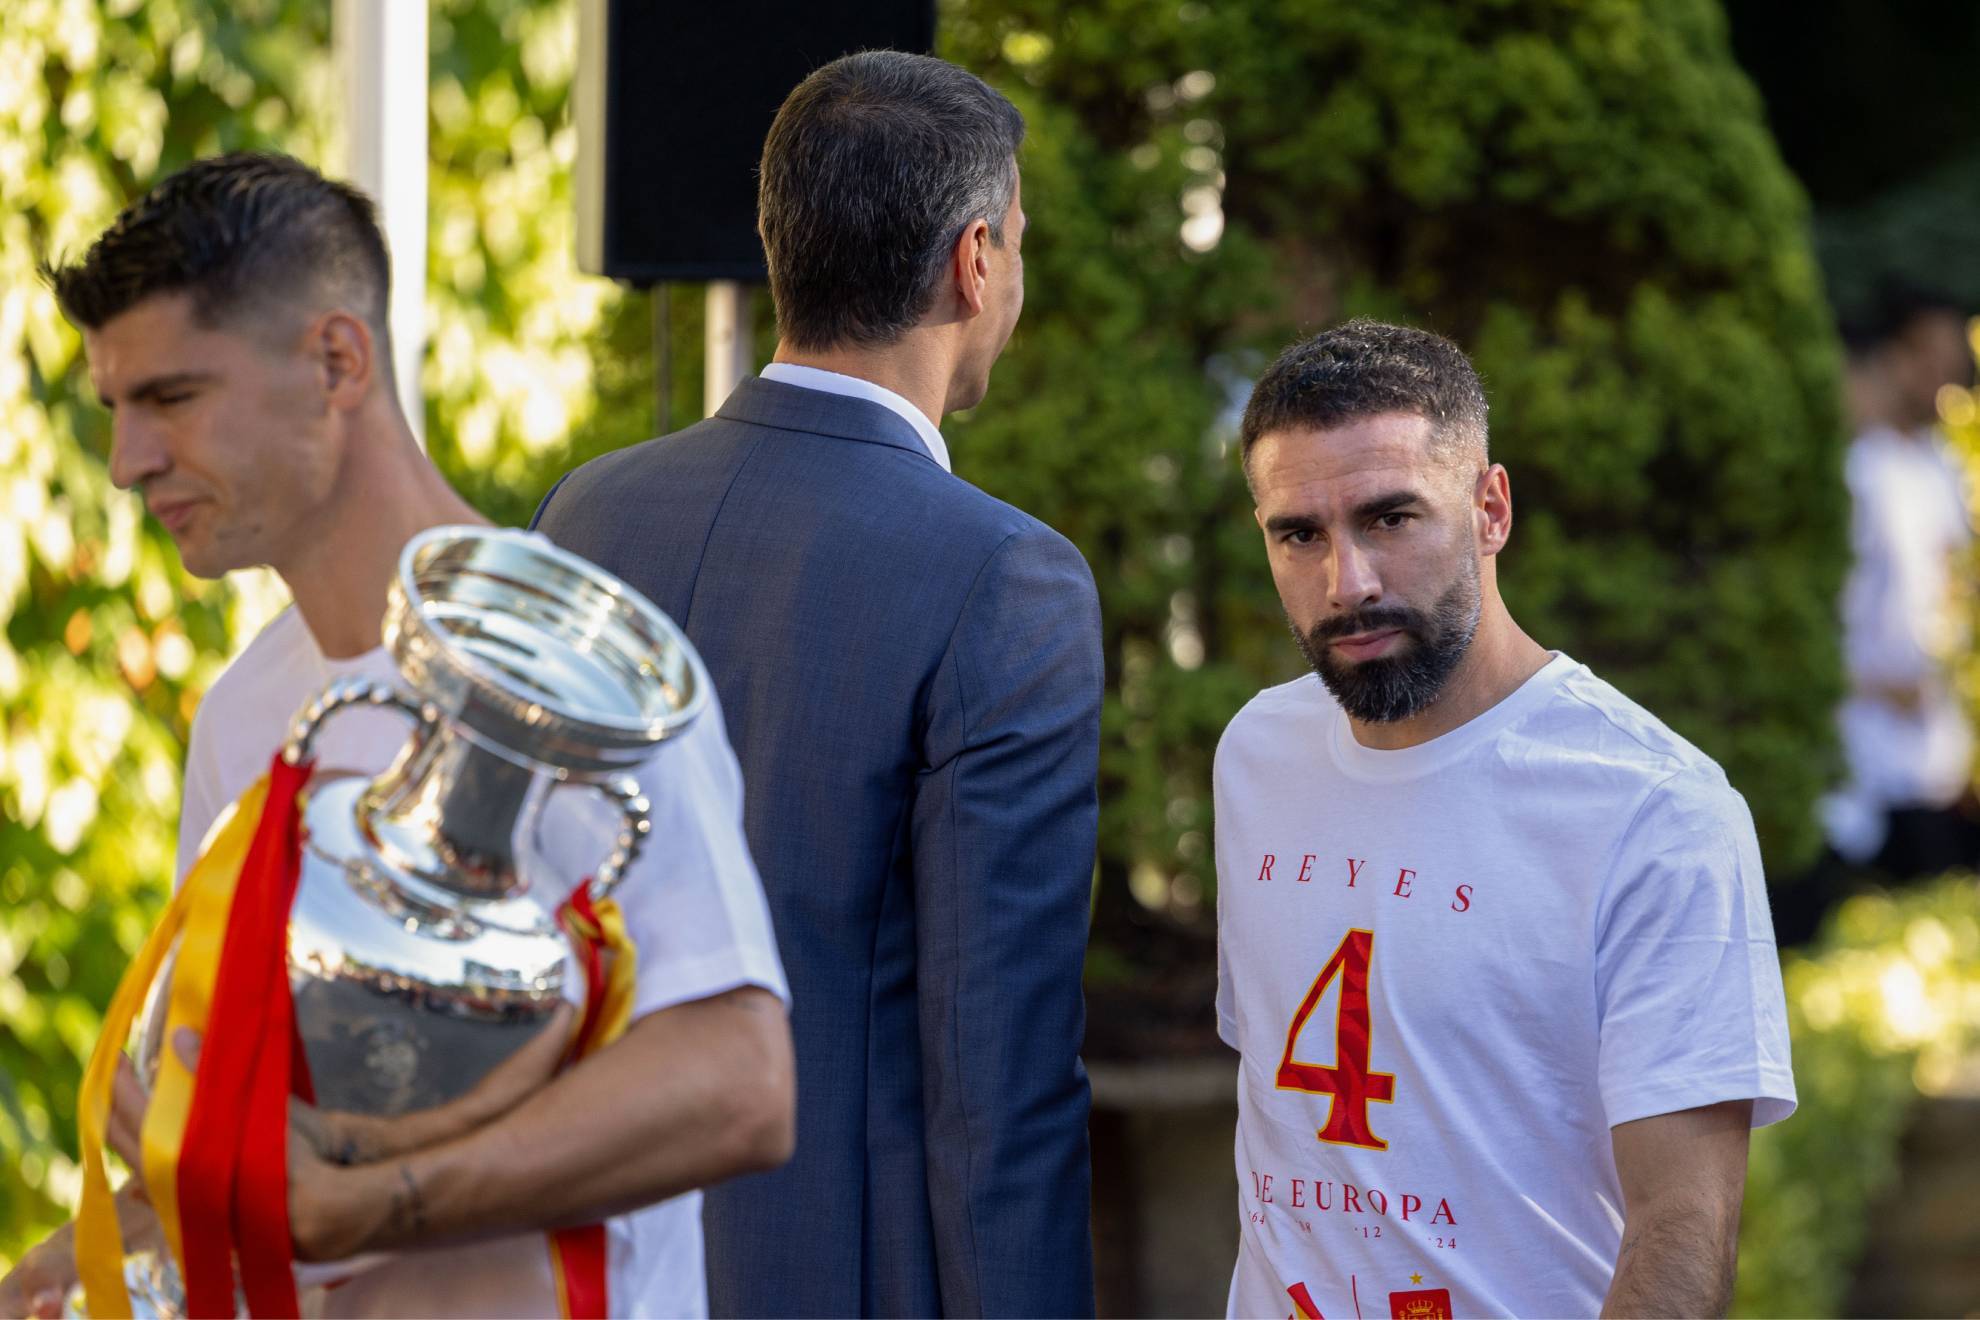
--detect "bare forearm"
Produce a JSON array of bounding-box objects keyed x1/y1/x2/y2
[
  {"x1": 1603, "y1": 1101, "x2": 1751, "y2": 1318},
  {"x1": 1601, "y1": 1202, "x2": 1738, "y2": 1318},
  {"x1": 305, "y1": 987, "x2": 792, "y2": 1257}
]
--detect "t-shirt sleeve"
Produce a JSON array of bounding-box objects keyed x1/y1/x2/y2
[
  {"x1": 1593, "y1": 766, "x2": 1796, "y2": 1129},
  {"x1": 536, "y1": 690, "x2": 788, "y2": 1019},
  {"x1": 1212, "y1": 728, "x2": 1239, "y2": 1050},
  {"x1": 175, "y1": 702, "x2": 227, "y2": 887}
]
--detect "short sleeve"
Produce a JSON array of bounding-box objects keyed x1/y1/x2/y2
[
  {"x1": 531, "y1": 688, "x2": 788, "y2": 1018},
  {"x1": 175, "y1": 704, "x2": 227, "y2": 887},
  {"x1": 1212, "y1": 725, "x2": 1239, "y2": 1050},
  {"x1": 1593, "y1": 767, "x2": 1796, "y2": 1129}
]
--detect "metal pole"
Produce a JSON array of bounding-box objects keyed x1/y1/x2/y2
[
  {"x1": 704, "y1": 280, "x2": 752, "y2": 417},
  {"x1": 653, "y1": 284, "x2": 672, "y2": 435},
  {"x1": 335, "y1": 0, "x2": 429, "y2": 445}
]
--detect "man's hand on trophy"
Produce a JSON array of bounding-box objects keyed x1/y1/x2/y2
[
  {"x1": 102, "y1": 1048, "x2": 156, "y2": 1195},
  {"x1": 104, "y1": 1007, "x2": 578, "y2": 1262},
  {"x1": 0, "y1": 1186, "x2": 164, "y2": 1318},
  {"x1": 97, "y1": 1026, "x2": 356, "y2": 1264},
  {"x1": 0, "y1": 1227, "x2": 74, "y2": 1319},
  {"x1": 290, "y1": 999, "x2": 580, "y2": 1166}
]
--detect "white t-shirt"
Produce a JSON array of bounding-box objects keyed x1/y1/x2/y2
[
  {"x1": 1214, "y1": 655, "x2": 1795, "y2": 1320},
  {"x1": 1823, "y1": 425, "x2": 1974, "y2": 859},
  {"x1": 176, "y1": 604, "x2": 789, "y2": 1318}
]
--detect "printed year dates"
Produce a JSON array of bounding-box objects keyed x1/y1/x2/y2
[{"x1": 1247, "y1": 1207, "x2": 1459, "y2": 1251}]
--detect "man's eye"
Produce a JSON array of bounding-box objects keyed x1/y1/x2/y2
[
  {"x1": 1286, "y1": 529, "x2": 1316, "y2": 545},
  {"x1": 156, "y1": 392, "x2": 193, "y2": 406},
  {"x1": 1376, "y1": 512, "x2": 1411, "y2": 530}
]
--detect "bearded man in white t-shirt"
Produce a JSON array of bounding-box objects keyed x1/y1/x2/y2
[
  {"x1": 1215, "y1": 320, "x2": 1795, "y2": 1320},
  {"x1": 0, "y1": 152, "x2": 793, "y2": 1319}
]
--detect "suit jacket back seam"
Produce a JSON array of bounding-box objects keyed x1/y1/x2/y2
[{"x1": 681, "y1": 429, "x2": 775, "y2": 634}]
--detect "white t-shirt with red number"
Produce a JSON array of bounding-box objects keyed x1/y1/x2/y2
[
  {"x1": 1214, "y1": 654, "x2": 1795, "y2": 1320},
  {"x1": 176, "y1": 603, "x2": 788, "y2": 1318}
]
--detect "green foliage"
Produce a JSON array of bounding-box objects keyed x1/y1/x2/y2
[
  {"x1": 945, "y1": 0, "x2": 1847, "y2": 935},
  {"x1": 426, "y1": 0, "x2": 628, "y2": 526},
  {"x1": 1732, "y1": 876, "x2": 1980, "y2": 1317},
  {"x1": 422, "y1": 0, "x2": 755, "y2": 529}
]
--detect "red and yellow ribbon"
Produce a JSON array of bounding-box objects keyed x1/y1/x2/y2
[
  {"x1": 76, "y1": 755, "x2": 311, "y2": 1319},
  {"x1": 549, "y1": 883, "x2": 639, "y2": 1320}
]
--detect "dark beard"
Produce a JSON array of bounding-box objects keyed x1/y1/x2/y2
[{"x1": 1291, "y1": 559, "x2": 1482, "y2": 724}]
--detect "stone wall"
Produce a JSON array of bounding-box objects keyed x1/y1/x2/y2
[{"x1": 1090, "y1": 1056, "x2": 1241, "y2": 1318}]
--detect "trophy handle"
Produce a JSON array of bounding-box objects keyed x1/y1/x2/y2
[
  {"x1": 281, "y1": 677, "x2": 441, "y2": 766},
  {"x1": 586, "y1": 775, "x2": 653, "y2": 901}
]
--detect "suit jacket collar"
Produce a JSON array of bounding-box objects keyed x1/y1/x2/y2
[{"x1": 717, "y1": 375, "x2": 940, "y2": 465}]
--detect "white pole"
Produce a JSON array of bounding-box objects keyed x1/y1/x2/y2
[
  {"x1": 704, "y1": 280, "x2": 752, "y2": 417},
  {"x1": 334, "y1": 0, "x2": 429, "y2": 445}
]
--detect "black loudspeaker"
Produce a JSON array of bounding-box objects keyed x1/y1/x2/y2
[{"x1": 576, "y1": 0, "x2": 937, "y2": 285}]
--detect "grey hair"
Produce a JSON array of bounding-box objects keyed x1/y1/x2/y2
[{"x1": 758, "y1": 50, "x2": 1025, "y2": 350}]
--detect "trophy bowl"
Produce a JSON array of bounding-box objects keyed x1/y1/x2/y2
[{"x1": 277, "y1": 525, "x2": 708, "y2": 1115}]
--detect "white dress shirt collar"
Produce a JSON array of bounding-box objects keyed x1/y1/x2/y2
[{"x1": 758, "y1": 362, "x2": 952, "y2": 473}]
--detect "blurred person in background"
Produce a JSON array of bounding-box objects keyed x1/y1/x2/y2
[
  {"x1": 1821, "y1": 283, "x2": 1980, "y2": 884},
  {"x1": 0, "y1": 152, "x2": 792, "y2": 1318},
  {"x1": 1216, "y1": 321, "x2": 1794, "y2": 1319}
]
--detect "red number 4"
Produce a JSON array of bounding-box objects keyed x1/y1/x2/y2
[{"x1": 1276, "y1": 928, "x2": 1395, "y2": 1149}]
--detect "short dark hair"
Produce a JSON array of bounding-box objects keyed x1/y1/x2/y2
[
  {"x1": 1240, "y1": 319, "x2": 1489, "y2": 468},
  {"x1": 44, "y1": 152, "x2": 392, "y2": 355},
  {"x1": 758, "y1": 50, "x2": 1025, "y2": 351},
  {"x1": 1838, "y1": 279, "x2": 1971, "y2": 356}
]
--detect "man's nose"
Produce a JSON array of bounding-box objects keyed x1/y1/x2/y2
[
  {"x1": 108, "y1": 413, "x2": 169, "y2": 491},
  {"x1": 1329, "y1": 538, "x2": 1382, "y2": 612}
]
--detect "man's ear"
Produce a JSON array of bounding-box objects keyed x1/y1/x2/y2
[
  {"x1": 950, "y1": 217, "x2": 993, "y2": 319},
  {"x1": 1476, "y1": 463, "x2": 1513, "y2": 555},
  {"x1": 313, "y1": 310, "x2": 379, "y2": 408}
]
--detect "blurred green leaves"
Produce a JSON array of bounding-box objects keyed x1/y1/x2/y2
[{"x1": 1733, "y1": 877, "x2": 1980, "y2": 1317}]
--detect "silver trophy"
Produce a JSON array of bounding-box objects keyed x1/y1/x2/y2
[{"x1": 85, "y1": 525, "x2": 708, "y2": 1317}]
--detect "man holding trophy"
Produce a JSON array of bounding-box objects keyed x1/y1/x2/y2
[{"x1": 2, "y1": 153, "x2": 794, "y2": 1317}]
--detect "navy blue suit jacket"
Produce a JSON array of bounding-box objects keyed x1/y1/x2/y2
[{"x1": 532, "y1": 376, "x2": 1100, "y2": 1317}]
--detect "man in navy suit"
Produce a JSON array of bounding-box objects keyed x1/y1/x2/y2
[{"x1": 532, "y1": 50, "x2": 1101, "y2": 1318}]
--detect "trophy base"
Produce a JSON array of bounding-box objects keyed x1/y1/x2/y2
[{"x1": 63, "y1": 1250, "x2": 202, "y2": 1320}]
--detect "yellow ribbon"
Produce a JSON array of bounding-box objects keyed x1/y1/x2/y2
[
  {"x1": 558, "y1": 892, "x2": 637, "y2": 1060},
  {"x1": 581, "y1": 896, "x2": 637, "y2": 1054},
  {"x1": 75, "y1": 777, "x2": 268, "y2": 1319}
]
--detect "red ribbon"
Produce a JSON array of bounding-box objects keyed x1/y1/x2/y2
[
  {"x1": 175, "y1": 753, "x2": 311, "y2": 1318},
  {"x1": 549, "y1": 884, "x2": 619, "y2": 1319}
]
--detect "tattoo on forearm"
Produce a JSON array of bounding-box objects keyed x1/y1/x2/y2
[{"x1": 387, "y1": 1165, "x2": 428, "y2": 1242}]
